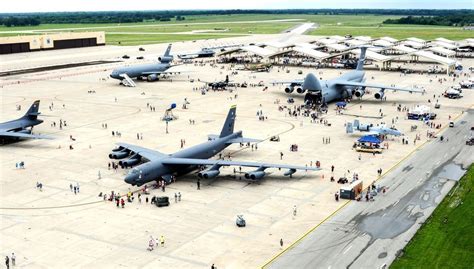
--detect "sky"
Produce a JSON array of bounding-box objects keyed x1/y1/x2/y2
[{"x1": 2, "y1": 0, "x2": 473, "y2": 13}]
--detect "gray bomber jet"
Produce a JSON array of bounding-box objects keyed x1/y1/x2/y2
[
  {"x1": 0, "y1": 100, "x2": 52, "y2": 142},
  {"x1": 346, "y1": 119, "x2": 403, "y2": 137},
  {"x1": 110, "y1": 106, "x2": 319, "y2": 186},
  {"x1": 278, "y1": 47, "x2": 424, "y2": 105},
  {"x1": 110, "y1": 44, "x2": 180, "y2": 86}
]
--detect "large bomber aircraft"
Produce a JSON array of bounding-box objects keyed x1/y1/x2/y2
[
  {"x1": 0, "y1": 100, "x2": 52, "y2": 142},
  {"x1": 279, "y1": 47, "x2": 424, "y2": 105},
  {"x1": 110, "y1": 106, "x2": 319, "y2": 186},
  {"x1": 110, "y1": 44, "x2": 180, "y2": 86},
  {"x1": 346, "y1": 119, "x2": 403, "y2": 137}
]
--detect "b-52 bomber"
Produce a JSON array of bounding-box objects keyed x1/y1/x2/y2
[
  {"x1": 277, "y1": 47, "x2": 424, "y2": 105},
  {"x1": 346, "y1": 119, "x2": 403, "y2": 137},
  {"x1": 110, "y1": 44, "x2": 182, "y2": 87},
  {"x1": 0, "y1": 100, "x2": 52, "y2": 142},
  {"x1": 109, "y1": 106, "x2": 319, "y2": 186},
  {"x1": 203, "y1": 75, "x2": 235, "y2": 90}
]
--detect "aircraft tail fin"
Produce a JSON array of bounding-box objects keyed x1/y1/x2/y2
[
  {"x1": 346, "y1": 122, "x2": 354, "y2": 133},
  {"x1": 356, "y1": 47, "x2": 367, "y2": 71},
  {"x1": 353, "y1": 119, "x2": 360, "y2": 129},
  {"x1": 23, "y1": 100, "x2": 41, "y2": 120},
  {"x1": 164, "y1": 44, "x2": 172, "y2": 57},
  {"x1": 219, "y1": 105, "x2": 236, "y2": 138}
]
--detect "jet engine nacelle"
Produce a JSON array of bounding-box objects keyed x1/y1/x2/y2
[
  {"x1": 354, "y1": 89, "x2": 366, "y2": 98},
  {"x1": 284, "y1": 86, "x2": 294, "y2": 93},
  {"x1": 158, "y1": 56, "x2": 173, "y2": 63},
  {"x1": 147, "y1": 74, "x2": 158, "y2": 81},
  {"x1": 119, "y1": 157, "x2": 140, "y2": 168},
  {"x1": 374, "y1": 90, "x2": 385, "y2": 100},
  {"x1": 109, "y1": 151, "x2": 129, "y2": 159},
  {"x1": 245, "y1": 171, "x2": 266, "y2": 180},
  {"x1": 296, "y1": 87, "x2": 305, "y2": 94},
  {"x1": 197, "y1": 169, "x2": 220, "y2": 179}
]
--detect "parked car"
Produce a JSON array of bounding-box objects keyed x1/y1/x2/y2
[{"x1": 122, "y1": 55, "x2": 130, "y2": 59}]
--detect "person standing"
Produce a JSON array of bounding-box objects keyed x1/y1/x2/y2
[
  {"x1": 5, "y1": 256, "x2": 9, "y2": 269},
  {"x1": 280, "y1": 238, "x2": 283, "y2": 248},
  {"x1": 197, "y1": 179, "x2": 201, "y2": 190},
  {"x1": 160, "y1": 235, "x2": 165, "y2": 247},
  {"x1": 293, "y1": 205, "x2": 297, "y2": 217},
  {"x1": 10, "y1": 253, "x2": 15, "y2": 266}
]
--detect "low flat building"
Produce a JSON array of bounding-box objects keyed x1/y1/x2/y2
[{"x1": 0, "y1": 32, "x2": 105, "y2": 54}]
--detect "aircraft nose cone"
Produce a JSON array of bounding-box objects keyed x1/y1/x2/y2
[
  {"x1": 303, "y1": 73, "x2": 322, "y2": 91},
  {"x1": 124, "y1": 175, "x2": 136, "y2": 185}
]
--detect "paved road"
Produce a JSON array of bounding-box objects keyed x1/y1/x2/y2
[{"x1": 268, "y1": 109, "x2": 474, "y2": 269}]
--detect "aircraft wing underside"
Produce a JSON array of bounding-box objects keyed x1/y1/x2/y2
[
  {"x1": 0, "y1": 131, "x2": 53, "y2": 139},
  {"x1": 161, "y1": 157, "x2": 320, "y2": 171},
  {"x1": 116, "y1": 143, "x2": 167, "y2": 161},
  {"x1": 335, "y1": 81, "x2": 424, "y2": 93}
]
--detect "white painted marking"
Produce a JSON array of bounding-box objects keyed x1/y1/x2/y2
[
  {"x1": 393, "y1": 200, "x2": 399, "y2": 206},
  {"x1": 343, "y1": 245, "x2": 353, "y2": 254}
]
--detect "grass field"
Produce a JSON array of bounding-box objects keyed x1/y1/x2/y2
[
  {"x1": 0, "y1": 14, "x2": 471, "y2": 44},
  {"x1": 106, "y1": 33, "x2": 243, "y2": 46},
  {"x1": 391, "y1": 164, "x2": 474, "y2": 269}
]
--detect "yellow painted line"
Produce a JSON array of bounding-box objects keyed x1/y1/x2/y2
[{"x1": 261, "y1": 110, "x2": 468, "y2": 268}]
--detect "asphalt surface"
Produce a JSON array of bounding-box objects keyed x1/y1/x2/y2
[{"x1": 268, "y1": 109, "x2": 474, "y2": 269}]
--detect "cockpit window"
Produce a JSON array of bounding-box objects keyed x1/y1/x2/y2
[{"x1": 130, "y1": 168, "x2": 139, "y2": 175}]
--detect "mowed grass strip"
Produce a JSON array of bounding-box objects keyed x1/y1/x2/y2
[
  {"x1": 106, "y1": 33, "x2": 244, "y2": 46},
  {"x1": 391, "y1": 164, "x2": 474, "y2": 269}
]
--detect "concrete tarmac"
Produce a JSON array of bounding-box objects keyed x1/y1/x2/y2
[
  {"x1": 268, "y1": 110, "x2": 474, "y2": 269},
  {"x1": 1, "y1": 35, "x2": 473, "y2": 268}
]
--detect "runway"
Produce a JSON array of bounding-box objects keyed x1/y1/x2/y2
[{"x1": 267, "y1": 109, "x2": 474, "y2": 268}]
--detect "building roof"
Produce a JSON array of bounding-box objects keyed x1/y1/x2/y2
[
  {"x1": 435, "y1": 37, "x2": 455, "y2": 44},
  {"x1": 354, "y1": 36, "x2": 373, "y2": 42},
  {"x1": 264, "y1": 41, "x2": 294, "y2": 49},
  {"x1": 296, "y1": 43, "x2": 320, "y2": 50},
  {"x1": 403, "y1": 40, "x2": 425, "y2": 49},
  {"x1": 291, "y1": 46, "x2": 330, "y2": 60},
  {"x1": 372, "y1": 39, "x2": 393, "y2": 47},
  {"x1": 414, "y1": 50, "x2": 456, "y2": 66},
  {"x1": 351, "y1": 49, "x2": 392, "y2": 62},
  {"x1": 428, "y1": 46, "x2": 456, "y2": 57},
  {"x1": 345, "y1": 39, "x2": 367, "y2": 46},
  {"x1": 431, "y1": 41, "x2": 457, "y2": 50},
  {"x1": 392, "y1": 45, "x2": 418, "y2": 53},
  {"x1": 317, "y1": 38, "x2": 339, "y2": 45},
  {"x1": 406, "y1": 37, "x2": 426, "y2": 43},
  {"x1": 330, "y1": 35, "x2": 346, "y2": 41},
  {"x1": 380, "y1": 36, "x2": 398, "y2": 43},
  {"x1": 325, "y1": 43, "x2": 348, "y2": 52}
]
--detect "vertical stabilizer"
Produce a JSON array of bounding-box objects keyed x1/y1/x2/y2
[
  {"x1": 23, "y1": 100, "x2": 40, "y2": 120},
  {"x1": 219, "y1": 105, "x2": 236, "y2": 138},
  {"x1": 356, "y1": 47, "x2": 367, "y2": 71}
]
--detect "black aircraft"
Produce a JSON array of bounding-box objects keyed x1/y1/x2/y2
[{"x1": 0, "y1": 100, "x2": 52, "y2": 142}]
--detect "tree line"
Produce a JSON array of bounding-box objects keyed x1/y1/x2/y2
[
  {"x1": 384, "y1": 14, "x2": 473, "y2": 27},
  {"x1": 0, "y1": 9, "x2": 472, "y2": 27}
]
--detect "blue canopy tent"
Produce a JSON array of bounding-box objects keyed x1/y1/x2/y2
[{"x1": 358, "y1": 135, "x2": 381, "y2": 144}]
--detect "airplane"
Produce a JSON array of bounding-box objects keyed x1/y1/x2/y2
[
  {"x1": 177, "y1": 48, "x2": 215, "y2": 59},
  {"x1": 276, "y1": 47, "x2": 424, "y2": 105},
  {"x1": 109, "y1": 106, "x2": 319, "y2": 186},
  {"x1": 0, "y1": 100, "x2": 52, "y2": 142},
  {"x1": 203, "y1": 75, "x2": 235, "y2": 90},
  {"x1": 346, "y1": 119, "x2": 403, "y2": 137},
  {"x1": 239, "y1": 63, "x2": 272, "y2": 72},
  {"x1": 110, "y1": 44, "x2": 181, "y2": 86}
]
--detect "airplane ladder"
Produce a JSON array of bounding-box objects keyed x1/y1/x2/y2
[{"x1": 120, "y1": 74, "x2": 136, "y2": 87}]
